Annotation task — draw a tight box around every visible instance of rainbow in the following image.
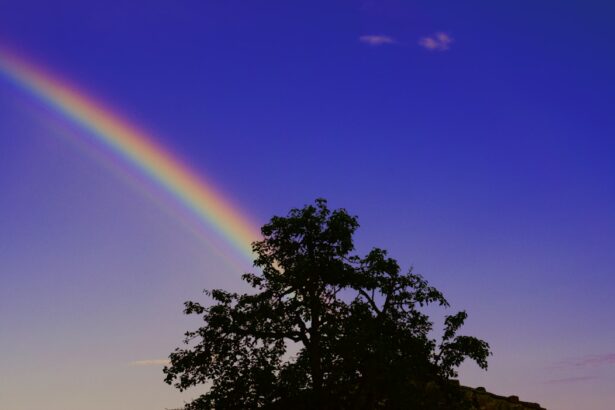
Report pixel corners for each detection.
[0,47,261,262]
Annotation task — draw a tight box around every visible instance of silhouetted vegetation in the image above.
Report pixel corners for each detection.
[164,199,490,409]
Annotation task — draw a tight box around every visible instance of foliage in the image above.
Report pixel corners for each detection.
[164,199,490,409]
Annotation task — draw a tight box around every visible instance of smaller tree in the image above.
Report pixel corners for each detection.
[164,199,490,409]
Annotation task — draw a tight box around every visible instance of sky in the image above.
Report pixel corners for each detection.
[1,1,614,409]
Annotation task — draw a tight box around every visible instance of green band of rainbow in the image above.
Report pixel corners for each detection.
[0,47,260,262]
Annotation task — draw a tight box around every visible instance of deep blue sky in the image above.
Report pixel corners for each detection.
[1,2,615,409]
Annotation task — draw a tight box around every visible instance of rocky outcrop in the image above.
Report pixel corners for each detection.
[461,385,546,410]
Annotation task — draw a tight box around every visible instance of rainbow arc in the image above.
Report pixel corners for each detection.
[0,47,260,263]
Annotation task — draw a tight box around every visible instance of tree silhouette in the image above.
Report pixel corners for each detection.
[164,199,490,409]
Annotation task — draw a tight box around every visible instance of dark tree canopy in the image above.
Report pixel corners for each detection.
[164,199,490,409]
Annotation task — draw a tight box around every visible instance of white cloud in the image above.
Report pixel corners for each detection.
[418,32,453,51]
[129,359,170,366]
[359,35,396,46]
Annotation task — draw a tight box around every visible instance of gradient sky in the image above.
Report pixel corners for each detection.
[1,1,614,409]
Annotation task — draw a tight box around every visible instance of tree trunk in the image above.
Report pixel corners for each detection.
[309,286,323,406]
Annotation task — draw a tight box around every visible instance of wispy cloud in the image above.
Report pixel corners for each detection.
[418,32,453,51]
[556,353,615,368]
[129,359,170,366]
[543,375,596,384]
[359,34,396,46]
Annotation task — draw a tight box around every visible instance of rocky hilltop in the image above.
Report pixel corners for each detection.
[165,385,546,410]
[462,385,546,409]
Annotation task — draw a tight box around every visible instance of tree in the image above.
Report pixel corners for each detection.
[164,199,490,409]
